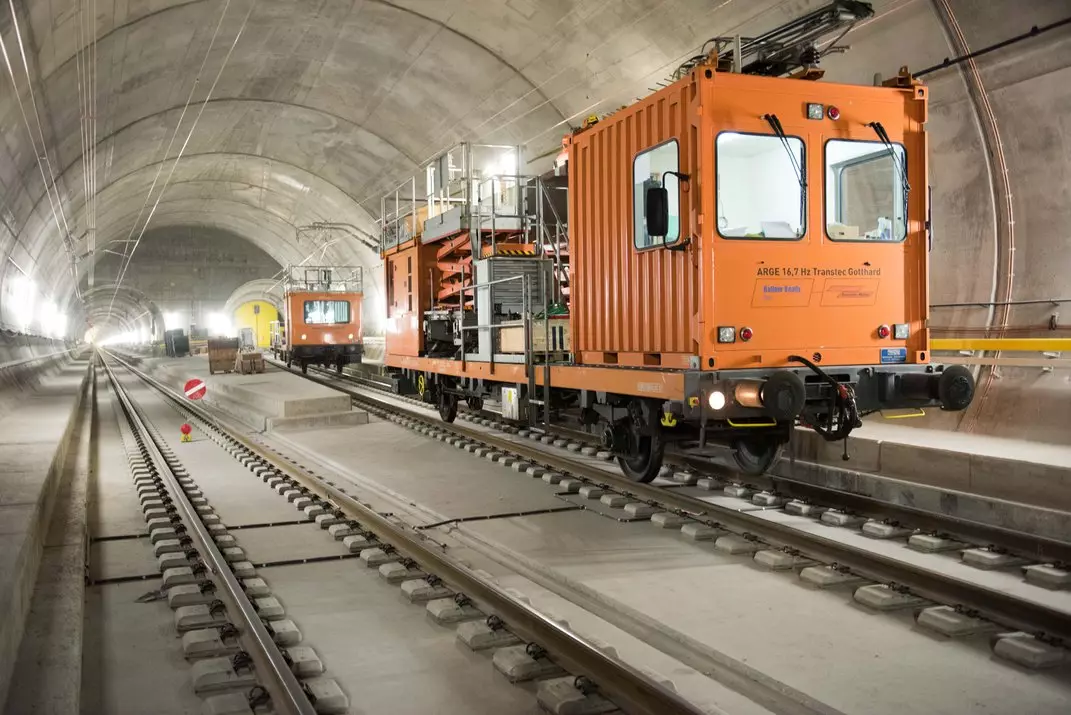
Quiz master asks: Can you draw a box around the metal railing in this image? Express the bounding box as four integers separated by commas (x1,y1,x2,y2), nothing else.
448,271,553,426
379,142,521,253
283,265,363,293
472,174,569,304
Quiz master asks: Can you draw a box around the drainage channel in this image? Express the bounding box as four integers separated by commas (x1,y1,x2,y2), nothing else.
277,363,1071,657
104,350,703,715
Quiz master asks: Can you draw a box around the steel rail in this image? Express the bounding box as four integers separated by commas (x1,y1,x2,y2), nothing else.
299,361,1071,564
717,459,1071,564
105,351,704,715
100,355,317,715
285,365,1071,643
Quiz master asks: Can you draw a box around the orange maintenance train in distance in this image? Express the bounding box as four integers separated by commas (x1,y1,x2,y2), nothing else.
377,0,975,481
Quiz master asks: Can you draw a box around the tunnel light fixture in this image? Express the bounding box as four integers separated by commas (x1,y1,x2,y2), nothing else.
208,312,234,337
164,311,182,331
38,300,66,338
8,274,36,330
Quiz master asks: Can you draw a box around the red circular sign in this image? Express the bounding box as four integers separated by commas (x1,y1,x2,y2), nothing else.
180,423,192,435
184,379,207,400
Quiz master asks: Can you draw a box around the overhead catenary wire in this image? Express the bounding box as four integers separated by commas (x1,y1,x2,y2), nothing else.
0,0,83,303
355,0,890,209
517,0,913,151
106,0,255,322
106,0,236,313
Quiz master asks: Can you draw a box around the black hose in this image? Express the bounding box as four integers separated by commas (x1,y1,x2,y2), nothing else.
787,355,861,442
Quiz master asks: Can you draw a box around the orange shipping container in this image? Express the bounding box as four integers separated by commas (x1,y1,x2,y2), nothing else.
567,80,699,370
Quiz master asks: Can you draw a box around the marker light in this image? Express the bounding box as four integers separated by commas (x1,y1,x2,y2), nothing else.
717,326,736,344
708,390,727,410
877,324,891,339
739,326,754,342
827,105,841,120
893,323,910,340
348,333,354,340
300,333,307,340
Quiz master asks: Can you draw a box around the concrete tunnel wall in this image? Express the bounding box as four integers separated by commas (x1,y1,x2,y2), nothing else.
0,0,1069,443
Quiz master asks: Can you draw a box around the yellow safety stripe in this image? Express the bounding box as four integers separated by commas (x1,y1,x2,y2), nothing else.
880,408,927,419
726,418,778,428
483,248,537,257
931,338,1071,352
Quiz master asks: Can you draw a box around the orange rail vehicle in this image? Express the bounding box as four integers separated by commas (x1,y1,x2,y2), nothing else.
273,265,364,374
378,2,975,481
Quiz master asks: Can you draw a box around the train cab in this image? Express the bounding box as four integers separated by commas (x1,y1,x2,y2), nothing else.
277,266,364,374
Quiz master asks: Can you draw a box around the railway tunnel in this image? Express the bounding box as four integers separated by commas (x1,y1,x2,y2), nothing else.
1,1,1070,713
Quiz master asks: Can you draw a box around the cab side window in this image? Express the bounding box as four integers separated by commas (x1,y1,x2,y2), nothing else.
633,140,680,249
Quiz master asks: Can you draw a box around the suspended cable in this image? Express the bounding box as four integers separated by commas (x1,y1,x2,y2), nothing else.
107,0,256,319
103,0,236,317
6,0,77,247
0,3,81,302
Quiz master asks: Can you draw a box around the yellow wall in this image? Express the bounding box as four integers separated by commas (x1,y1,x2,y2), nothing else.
233,300,278,348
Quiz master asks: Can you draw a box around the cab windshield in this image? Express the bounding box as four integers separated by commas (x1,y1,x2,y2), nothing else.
716,132,805,240
826,139,907,241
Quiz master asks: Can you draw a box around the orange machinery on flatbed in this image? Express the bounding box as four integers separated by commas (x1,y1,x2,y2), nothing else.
271,265,363,374
378,0,975,481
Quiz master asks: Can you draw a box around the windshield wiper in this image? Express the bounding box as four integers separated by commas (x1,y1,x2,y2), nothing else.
763,113,806,191
866,121,911,197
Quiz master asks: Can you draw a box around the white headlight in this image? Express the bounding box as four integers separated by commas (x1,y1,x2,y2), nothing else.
300,334,307,340
348,333,354,340
708,390,726,410
717,326,736,344
893,323,910,340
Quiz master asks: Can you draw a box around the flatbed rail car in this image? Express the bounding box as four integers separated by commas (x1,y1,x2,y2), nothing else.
378,4,975,481
274,265,364,374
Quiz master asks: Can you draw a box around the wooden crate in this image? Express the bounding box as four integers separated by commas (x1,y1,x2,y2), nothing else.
207,337,240,374
498,320,570,354
234,351,265,375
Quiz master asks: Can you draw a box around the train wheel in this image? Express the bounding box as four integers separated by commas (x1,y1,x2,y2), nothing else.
301,362,308,375
731,436,782,476
438,392,458,423
335,359,344,375
286,355,292,369
616,400,665,483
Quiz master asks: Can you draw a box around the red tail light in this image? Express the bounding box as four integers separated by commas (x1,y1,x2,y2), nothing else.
877,324,891,339
739,327,754,342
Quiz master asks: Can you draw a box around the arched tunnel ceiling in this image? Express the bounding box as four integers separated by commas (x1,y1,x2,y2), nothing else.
2,0,1070,335
1,0,879,320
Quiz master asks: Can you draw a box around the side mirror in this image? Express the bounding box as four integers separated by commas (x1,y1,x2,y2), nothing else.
645,186,669,237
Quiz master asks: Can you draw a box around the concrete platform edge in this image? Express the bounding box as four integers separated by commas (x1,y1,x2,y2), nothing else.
0,357,91,711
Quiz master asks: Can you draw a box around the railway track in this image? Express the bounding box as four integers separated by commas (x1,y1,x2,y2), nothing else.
275,359,1071,651
98,357,335,714
99,350,704,715
306,364,1071,554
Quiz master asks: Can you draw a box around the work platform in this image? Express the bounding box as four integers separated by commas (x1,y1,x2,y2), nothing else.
147,355,368,431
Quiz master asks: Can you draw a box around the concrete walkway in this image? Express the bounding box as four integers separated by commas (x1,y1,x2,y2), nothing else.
0,356,90,711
